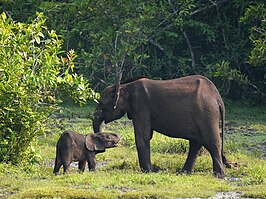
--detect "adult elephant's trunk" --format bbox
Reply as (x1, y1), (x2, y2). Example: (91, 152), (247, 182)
(92, 106), (103, 133)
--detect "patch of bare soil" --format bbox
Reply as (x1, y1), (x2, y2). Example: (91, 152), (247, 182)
(210, 192), (249, 199)
(176, 192), (250, 199)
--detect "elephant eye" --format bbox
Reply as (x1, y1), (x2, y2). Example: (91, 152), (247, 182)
(99, 100), (110, 108)
(99, 104), (107, 111)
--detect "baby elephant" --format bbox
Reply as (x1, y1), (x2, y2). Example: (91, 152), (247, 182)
(53, 131), (120, 175)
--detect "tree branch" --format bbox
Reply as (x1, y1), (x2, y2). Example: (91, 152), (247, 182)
(190, 0), (230, 16)
(148, 38), (164, 51)
(183, 31), (196, 73)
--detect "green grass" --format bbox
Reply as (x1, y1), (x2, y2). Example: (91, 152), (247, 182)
(0, 103), (265, 198)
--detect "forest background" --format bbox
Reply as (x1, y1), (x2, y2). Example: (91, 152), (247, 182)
(1, 0), (265, 101)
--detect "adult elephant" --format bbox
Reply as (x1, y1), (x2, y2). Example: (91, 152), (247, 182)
(92, 75), (234, 178)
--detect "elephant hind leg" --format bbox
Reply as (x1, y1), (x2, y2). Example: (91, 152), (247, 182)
(53, 156), (62, 175)
(181, 139), (202, 174)
(62, 155), (72, 174)
(204, 142), (225, 178)
(63, 163), (71, 174)
(78, 160), (86, 172)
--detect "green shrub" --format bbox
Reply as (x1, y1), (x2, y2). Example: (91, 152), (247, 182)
(0, 12), (96, 164)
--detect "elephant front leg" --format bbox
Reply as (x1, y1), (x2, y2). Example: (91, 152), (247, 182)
(133, 112), (153, 172)
(181, 139), (202, 174)
(135, 133), (152, 172)
(87, 153), (97, 171)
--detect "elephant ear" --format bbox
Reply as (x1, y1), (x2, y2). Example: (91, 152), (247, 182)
(85, 134), (105, 152)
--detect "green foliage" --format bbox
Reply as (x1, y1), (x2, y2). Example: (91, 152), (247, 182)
(207, 61), (249, 97)
(57, 49), (99, 104)
(73, 0), (197, 82)
(240, 3), (266, 66)
(1, 0), (265, 101)
(1, 0), (196, 82)
(0, 12), (95, 164)
(211, 61), (249, 85)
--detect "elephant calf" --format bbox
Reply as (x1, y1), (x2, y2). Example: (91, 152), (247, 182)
(53, 131), (120, 175)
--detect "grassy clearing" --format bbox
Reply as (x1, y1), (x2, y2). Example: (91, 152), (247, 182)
(0, 103), (265, 198)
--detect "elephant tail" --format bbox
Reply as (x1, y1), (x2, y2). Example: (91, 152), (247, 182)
(219, 103), (228, 166)
(219, 102), (239, 168)
(219, 102), (225, 158)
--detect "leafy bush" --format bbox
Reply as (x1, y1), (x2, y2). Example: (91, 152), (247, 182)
(207, 61), (249, 99)
(0, 12), (96, 164)
(240, 3), (266, 66)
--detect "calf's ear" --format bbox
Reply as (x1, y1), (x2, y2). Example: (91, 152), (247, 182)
(85, 134), (105, 152)
(85, 134), (94, 151)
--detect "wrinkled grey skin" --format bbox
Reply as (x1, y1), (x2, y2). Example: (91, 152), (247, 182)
(93, 75), (235, 178)
(53, 131), (120, 175)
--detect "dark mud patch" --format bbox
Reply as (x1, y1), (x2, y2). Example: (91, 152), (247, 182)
(248, 141), (266, 159)
(226, 122), (259, 134)
(225, 121), (266, 158)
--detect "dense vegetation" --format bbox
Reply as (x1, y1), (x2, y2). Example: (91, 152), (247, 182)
(1, 0), (265, 101)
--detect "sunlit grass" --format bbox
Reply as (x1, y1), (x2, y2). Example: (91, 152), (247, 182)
(1, 163), (231, 199)
(0, 103), (265, 198)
